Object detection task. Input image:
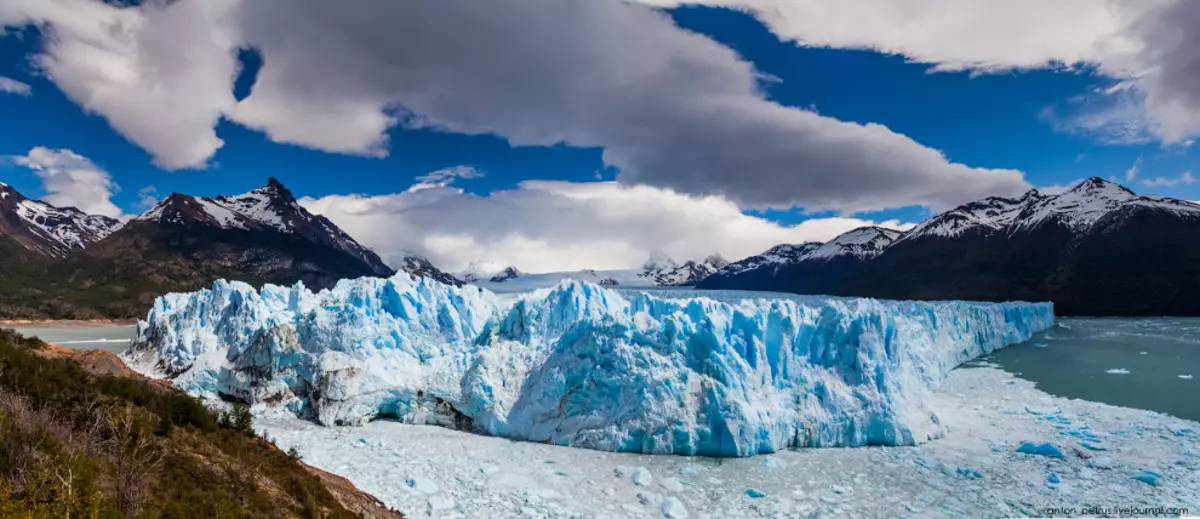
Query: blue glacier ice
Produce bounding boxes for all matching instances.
[122,273,1053,457]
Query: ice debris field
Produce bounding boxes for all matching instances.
[257,368,1200,518]
[126,273,1052,456]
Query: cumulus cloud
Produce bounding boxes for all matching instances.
[12,146,124,218]
[300,179,915,273]
[649,0,1200,145]
[0,76,31,95]
[2,0,1030,213]
[0,0,240,170]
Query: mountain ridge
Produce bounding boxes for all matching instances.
[700,177,1200,316]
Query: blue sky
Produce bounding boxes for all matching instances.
[1,1,1198,271]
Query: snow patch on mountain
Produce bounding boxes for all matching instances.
[467,253,728,291]
[805,227,903,261]
[124,274,1053,457]
[718,243,823,277]
[903,177,1200,241]
[0,183,121,256]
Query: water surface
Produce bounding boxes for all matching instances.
[975,317,1198,421]
[11,324,135,354]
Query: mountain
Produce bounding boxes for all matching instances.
[699,227,901,292]
[468,253,728,291]
[0,181,121,257]
[700,178,1200,316]
[0,178,396,318]
[638,253,729,286]
[395,253,464,287]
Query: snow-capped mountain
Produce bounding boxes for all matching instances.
[702,178,1200,316]
[395,253,464,287]
[136,177,391,276]
[0,181,122,257]
[468,253,728,291]
[715,243,821,278]
[638,253,729,286]
[804,226,903,261]
[898,177,1200,242]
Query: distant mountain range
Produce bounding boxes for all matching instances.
[700,178,1200,316]
[462,254,729,291]
[1,178,430,318]
[5,175,1198,318]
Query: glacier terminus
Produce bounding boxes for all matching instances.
[123,273,1053,457]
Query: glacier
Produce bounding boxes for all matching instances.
[123,273,1053,457]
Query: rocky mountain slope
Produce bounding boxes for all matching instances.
[0,179,398,319]
[0,181,121,257]
[700,178,1200,316]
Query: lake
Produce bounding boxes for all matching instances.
[10,324,136,354]
[973,317,1199,421]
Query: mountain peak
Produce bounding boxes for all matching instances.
[1068,177,1133,196]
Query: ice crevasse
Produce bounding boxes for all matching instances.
[123,273,1053,457]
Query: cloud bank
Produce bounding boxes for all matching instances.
[3,0,1029,214]
[300,177,915,273]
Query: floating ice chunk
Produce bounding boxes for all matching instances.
[761,456,787,468]
[1046,473,1061,487]
[1180,375,1194,380]
[631,467,653,487]
[1016,441,1065,459]
[1106,368,1131,375]
[1139,351,1148,355]
[407,475,439,494]
[661,496,688,518]
[659,477,683,492]
[428,495,455,513]
[745,488,767,498]
[678,466,699,477]
[1080,442,1107,451]
[1088,457,1116,469]
[1133,470,1161,486]
[1033,343,1049,349]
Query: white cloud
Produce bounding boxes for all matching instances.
[300,179,915,273]
[0,0,240,170]
[136,186,159,209]
[1125,156,1142,181]
[2,0,1030,213]
[409,165,485,191]
[12,146,124,218]
[0,76,31,95]
[648,0,1200,146]
[1140,170,1195,188]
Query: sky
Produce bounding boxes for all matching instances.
[1,0,1198,273]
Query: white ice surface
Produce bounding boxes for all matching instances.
[258,367,1200,519]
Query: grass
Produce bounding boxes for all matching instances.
[0,328,365,518]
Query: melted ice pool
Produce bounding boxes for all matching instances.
[976,317,1200,421]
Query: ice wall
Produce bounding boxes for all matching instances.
[124,274,1053,456]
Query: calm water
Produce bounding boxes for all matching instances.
[974,317,1199,421]
[11,325,135,354]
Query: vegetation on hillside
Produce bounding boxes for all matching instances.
[0,328,369,518]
